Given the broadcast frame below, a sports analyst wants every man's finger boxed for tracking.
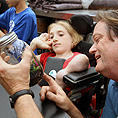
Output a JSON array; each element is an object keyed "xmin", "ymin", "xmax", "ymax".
[
  {"xmin": 4, "ymin": 56, "xmax": 10, "ymax": 62},
  {"xmin": 0, "ymin": 53, "xmax": 8, "ymax": 66},
  {"xmin": 43, "ymin": 73, "xmax": 58, "ymax": 86},
  {"xmin": 39, "ymin": 86, "xmax": 50, "ymax": 101},
  {"xmin": 46, "ymin": 91, "xmax": 62, "ymax": 104},
  {"xmin": 1, "ymin": 51, "xmax": 6, "ymax": 58}
]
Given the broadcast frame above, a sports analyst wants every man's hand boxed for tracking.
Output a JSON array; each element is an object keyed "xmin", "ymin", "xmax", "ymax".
[
  {"xmin": 39, "ymin": 73, "xmax": 73, "ymax": 112},
  {"xmin": 40, "ymin": 73, "xmax": 84, "ymax": 118},
  {"xmin": 0, "ymin": 47, "xmax": 32, "ymax": 95}
]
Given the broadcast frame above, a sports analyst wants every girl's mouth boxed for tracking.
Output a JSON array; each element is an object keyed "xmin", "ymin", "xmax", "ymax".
[{"xmin": 54, "ymin": 43, "xmax": 60, "ymax": 47}]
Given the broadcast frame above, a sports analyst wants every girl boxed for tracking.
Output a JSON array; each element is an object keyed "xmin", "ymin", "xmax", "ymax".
[{"xmin": 30, "ymin": 20, "xmax": 89, "ymax": 89}]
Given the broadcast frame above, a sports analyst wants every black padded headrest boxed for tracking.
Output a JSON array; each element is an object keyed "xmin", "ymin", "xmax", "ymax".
[
  {"xmin": 72, "ymin": 41, "xmax": 96, "ymax": 67},
  {"xmin": 72, "ymin": 41, "xmax": 92, "ymax": 53},
  {"xmin": 70, "ymin": 14, "xmax": 94, "ymax": 35},
  {"xmin": 70, "ymin": 15, "xmax": 96, "ymax": 67}
]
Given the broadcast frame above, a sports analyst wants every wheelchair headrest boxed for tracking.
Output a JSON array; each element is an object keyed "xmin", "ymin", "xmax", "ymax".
[
  {"xmin": 70, "ymin": 14, "xmax": 94, "ymax": 35},
  {"xmin": 70, "ymin": 15, "xmax": 96, "ymax": 67}
]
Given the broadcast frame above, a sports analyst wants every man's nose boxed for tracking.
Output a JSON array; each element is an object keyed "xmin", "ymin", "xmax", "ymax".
[{"xmin": 89, "ymin": 44, "xmax": 97, "ymax": 54}]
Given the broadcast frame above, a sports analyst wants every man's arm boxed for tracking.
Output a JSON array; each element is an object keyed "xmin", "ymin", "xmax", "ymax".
[
  {"xmin": 0, "ymin": 47, "xmax": 43, "ymax": 118},
  {"xmin": 15, "ymin": 95, "xmax": 43, "ymax": 118},
  {"xmin": 40, "ymin": 73, "xmax": 84, "ymax": 118}
]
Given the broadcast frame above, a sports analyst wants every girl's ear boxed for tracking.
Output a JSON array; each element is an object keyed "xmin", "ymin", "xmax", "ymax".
[
  {"xmin": 71, "ymin": 42, "xmax": 76, "ymax": 49},
  {"xmin": 71, "ymin": 38, "xmax": 76, "ymax": 48},
  {"xmin": 73, "ymin": 43, "xmax": 77, "ymax": 48}
]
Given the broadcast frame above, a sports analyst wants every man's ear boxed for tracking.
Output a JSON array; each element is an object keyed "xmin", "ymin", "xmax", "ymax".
[{"xmin": 110, "ymin": 29, "xmax": 118, "ymax": 41}]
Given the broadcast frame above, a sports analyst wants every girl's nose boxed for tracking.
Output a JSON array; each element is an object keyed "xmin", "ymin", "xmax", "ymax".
[{"xmin": 53, "ymin": 36, "xmax": 58, "ymax": 42}]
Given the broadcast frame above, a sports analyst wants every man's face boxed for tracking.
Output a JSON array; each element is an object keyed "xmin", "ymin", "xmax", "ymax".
[
  {"xmin": 89, "ymin": 20, "xmax": 118, "ymax": 80},
  {"xmin": 6, "ymin": 0, "xmax": 19, "ymax": 7}
]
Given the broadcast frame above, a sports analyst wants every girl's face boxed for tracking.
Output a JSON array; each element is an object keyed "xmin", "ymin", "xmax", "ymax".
[{"xmin": 49, "ymin": 24, "xmax": 73, "ymax": 55}]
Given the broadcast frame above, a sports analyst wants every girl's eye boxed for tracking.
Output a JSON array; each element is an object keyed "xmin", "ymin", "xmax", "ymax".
[
  {"xmin": 50, "ymin": 36, "xmax": 53, "ymax": 39},
  {"xmin": 59, "ymin": 33, "xmax": 64, "ymax": 37}
]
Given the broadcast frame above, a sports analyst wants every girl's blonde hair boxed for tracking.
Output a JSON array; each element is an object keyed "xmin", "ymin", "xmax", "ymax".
[{"xmin": 47, "ymin": 20, "xmax": 83, "ymax": 49}]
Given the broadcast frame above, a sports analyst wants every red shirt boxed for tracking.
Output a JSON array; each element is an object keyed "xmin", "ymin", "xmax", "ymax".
[
  {"xmin": 40, "ymin": 52, "xmax": 81, "ymax": 70},
  {"xmin": 40, "ymin": 52, "xmax": 92, "ymax": 96}
]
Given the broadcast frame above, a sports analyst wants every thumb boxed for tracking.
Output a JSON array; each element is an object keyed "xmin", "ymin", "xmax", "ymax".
[{"xmin": 21, "ymin": 46, "xmax": 32, "ymax": 65}]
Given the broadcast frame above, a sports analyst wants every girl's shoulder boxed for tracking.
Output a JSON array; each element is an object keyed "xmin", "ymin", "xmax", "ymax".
[{"xmin": 73, "ymin": 52, "xmax": 82, "ymax": 56}]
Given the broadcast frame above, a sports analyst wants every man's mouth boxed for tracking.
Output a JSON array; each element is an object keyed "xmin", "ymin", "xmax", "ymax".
[{"xmin": 96, "ymin": 56, "xmax": 101, "ymax": 60}]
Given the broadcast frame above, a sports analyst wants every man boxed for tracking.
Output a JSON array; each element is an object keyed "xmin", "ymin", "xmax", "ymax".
[
  {"xmin": 0, "ymin": 0, "xmax": 37, "ymax": 46},
  {"xmin": 0, "ymin": 10, "xmax": 118, "ymax": 118},
  {"xmin": 89, "ymin": 10, "xmax": 118, "ymax": 118},
  {"xmin": 0, "ymin": 46, "xmax": 43, "ymax": 118}
]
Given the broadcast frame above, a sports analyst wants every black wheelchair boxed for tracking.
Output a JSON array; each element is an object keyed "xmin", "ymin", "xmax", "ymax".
[{"xmin": 38, "ymin": 14, "xmax": 109, "ymax": 118}]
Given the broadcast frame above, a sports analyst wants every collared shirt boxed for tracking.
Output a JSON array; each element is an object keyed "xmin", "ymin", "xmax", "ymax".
[{"xmin": 101, "ymin": 79, "xmax": 118, "ymax": 118}]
